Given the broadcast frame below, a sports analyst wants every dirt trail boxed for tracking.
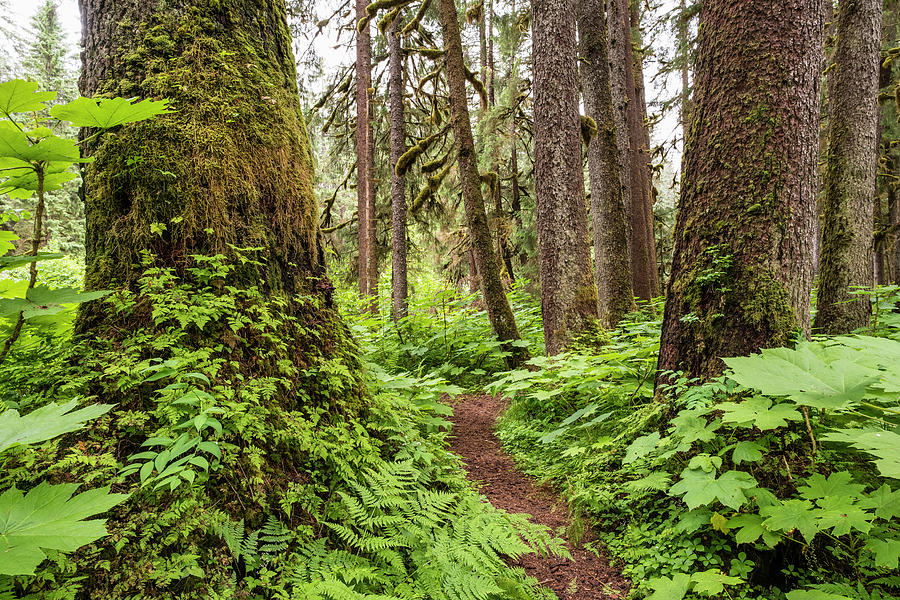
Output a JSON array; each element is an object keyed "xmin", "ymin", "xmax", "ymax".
[{"xmin": 448, "ymin": 394, "xmax": 628, "ymax": 600}]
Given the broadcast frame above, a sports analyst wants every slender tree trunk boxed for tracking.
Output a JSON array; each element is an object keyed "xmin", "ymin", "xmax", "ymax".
[
  {"xmin": 621, "ymin": 0, "xmax": 655, "ymax": 299},
  {"xmin": 608, "ymin": 0, "xmax": 634, "ymax": 272},
  {"xmin": 678, "ymin": 0, "xmax": 692, "ymax": 146},
  {"xmin": 629, "ymin": 1, "xmax": 659, "ymax": 296},
  {"xmin": 366, "ymin": 84, "xmax": 378, "ymax": 312},
  {"xmin": 533, "ymin": 0, "xmax": 599, "ymax": 354},
  {"xmin": 389, "ymin": 16, "xmax": 408, "ymax": 321},
  {"xmin": 488, "ymin": 0, "xmax": 496, "ymax": 107},
  {"xmin": 657, "ymin": 0, "xmax": 825, "ymax": 382},
  {"xmin": 356, "ymin": 0, "xmax": 372, "ymax": 306},
  {"xmin": 438, "ymin": 0, "xmax": 527, "ymax": 366},
  {"xmin": 815, "ymin": 0, "xmax": 882, "ymax": 333},
  {"xmin": 579, "ymin": 0, "xmax": 635, "ymax": 327}
]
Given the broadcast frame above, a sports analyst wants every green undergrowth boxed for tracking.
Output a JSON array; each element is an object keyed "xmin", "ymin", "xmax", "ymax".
[
  {"xmin": 0, "ymin": 253, "xmax": 567, "ymax": 599},
  {"xmin": 490, "ymin": 289, "xmax": 900, "ymax": 600}
]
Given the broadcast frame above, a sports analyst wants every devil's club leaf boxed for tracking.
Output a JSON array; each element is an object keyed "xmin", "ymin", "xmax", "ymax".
[
  {"xmin": 760, "ymin": 499, "xmax": 819, "ymax": 543},
  {"xmin": 0, "ymin": 400, "xmax": 113, "ymax": 452},
  {"xmin": 50, "ymin": 96, "xmax": 172, "ymax": 128},
  {"xmin": 724, "ymin": 345, "xmax": 878, "ymax": 409},
  {"xmin": 647, "ymin": 573, "xmax": 691, "ymax": 600},
  {"xmin": 0, "ymin": 482, "xmax": 128, "ymax": 575},
  {"xmin": 0, "ymin": 79, "xmax": 56, "ymax": 114},
  {"xmin": 669, "ymin": 468, "xmax": 757, "ymax": 510},
  {"xmin": 717, "ymin": 396, "xmax": 802, "ymax": 430}
]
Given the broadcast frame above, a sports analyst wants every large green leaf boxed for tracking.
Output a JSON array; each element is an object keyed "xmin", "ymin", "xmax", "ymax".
[
  {"xmin": 50, "ymin": 96, "xmax": 172, "ymax": 128},
  {"xmin": 0, "ymin": 127, "xmax": 88, "ymax": 164},
  {"xmin": 717, "ymin": 396, "xmax": 802, "ymax": 430},
  {"xmin": 669, "ymin": 468, "xmax": 758, "ymax": 510},
  {"xmin": 785, "ymin": 590, "xmax": 851, "ymax": 600},
  {"xmin": 724, "ymin": 345, "xmax": 878, "ymax": 410},
  {"xmin": 0, "ymin": 230, "xmax": 17, "ymax": 255},
  {"xmin": 866, "ymin": 537, "xmax": 900, "ymax": 570},
  {"xmin": 0, "ymin": 400, "xmax": 113, "ymax": 453},
  {"xmin": 0, "ymin": 79, "xmax": 56, "ymax": 114},
  {"xmin": 647, "ymin": 573, "xmax": 691, "ymax": 600},
  {"xmin": 0, "ymin": 482, "xmax": 128, "ymax": 575},
  {"xmin": 0, "ymin": 253, "xmax": 64, "ymax": 272},
  {"xmin": 821, "ymin": 429, "xmax": 900, "ymax": 479},
  {"xmin": 760, "ymin": 499, "xmax": 819, "ymax": 542},
  {"xmin": 0, "ymin": 286, "xmax": 111, "ymax": 319},
  {"xmin": 690, "ymin": 569, "xmax": 742, "ymax": 596}
]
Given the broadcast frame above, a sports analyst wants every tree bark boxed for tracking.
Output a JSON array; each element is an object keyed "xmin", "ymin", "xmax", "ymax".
[
  {"xmin": 815, "ymin": 0, "xmax": 882, "ymax": 334},
  {"xmin": 388, "ymin": 16, "xmax": 408, "ymax": 321},
  {"xmin": 607, "ymin": 0, "xmax": 634, "ymax": 275},
  {"xmin": 356, "ymin": 0, "xmax": 372, "ymax": 306},
  {"xmin": 438, "ymin": 0, "xmax": 527, "ymax": 366},
  {"xmin": 629, "ymin": 0, "xmax": 659, "ymax": 296},
  {"xmin": 77, "ymin": 0, "xmax": 327, "ymax": 320},
  {"xmin": 579, "ymin": 0, "xmax": 634, "ymax": 327},
  {"xmin": 678, "ymin": 0, "xmax": 692, "ymax": 146},
  {"xmin": 657, "ymin": 0, "xmax": 825, "ymax": 382},
  {"xmin": 533, "ymin": 0, "xmax": 599, "ymax": 354}
]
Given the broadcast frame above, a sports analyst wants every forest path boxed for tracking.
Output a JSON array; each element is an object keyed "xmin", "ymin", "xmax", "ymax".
[{"xmin": 447, "ymin": 394, "xmax": 628, "ymax": 600}]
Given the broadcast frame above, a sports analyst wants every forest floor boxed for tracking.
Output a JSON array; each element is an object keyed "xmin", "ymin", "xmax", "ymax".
[{"xmin": 448, "ymin": 394, "xmax": 629, "ymax": 600}]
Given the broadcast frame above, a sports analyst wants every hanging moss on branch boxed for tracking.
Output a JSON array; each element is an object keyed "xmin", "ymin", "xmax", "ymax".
[
  {"xmin": 416, "ymin": 67, "xmax": 443, "ymax": 94},
  {"xmin": 408, "ymin": 46, "xmax": 446, "ymax": 60},
  {"xmin": 410, "ymin": 162, "xmax": 453, "ymax": 214},
  {"xmin": 395, "ymin": 126, "xmax": 449, "ymax": 176},
  {"xmin": 466, "ymin": 1, "xmax": 483, "ymax": 23},
  {"xmin": 463, "ymin": 64, "xmax": 488, "ymax": 108},
  {"xmin": 357, "ymin": 0, "xmax": 413, "ymax": 32},
  {"xmin": 422, "ymin": 150, "xmax": 451, "ymax": 173},
  {"xmin": 580, "ymin": 115, "xmax": 598, "ymax": 147},
  {"xmin": 402, "ymin": 0, "xmax": 432, "ymax": 34}
]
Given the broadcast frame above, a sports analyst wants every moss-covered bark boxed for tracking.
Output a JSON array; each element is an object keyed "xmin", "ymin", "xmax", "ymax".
[
  {"xmin": 533, "ymin": 0, "xmax": 600, "ymax": 355},
  {"xmin": 579, "ymin": 0, "xmax": 635, "ymax": 327},
  {"xmin": 437, "ymin": 0, "xmax": 527, "ymax": 366},
  {"xmin": 815, "ymin": 0, "xmax": 882, "ymax": 334},
  {"xmin": 77, "ymin": 0, "xmax": 322, "ymax": 315},
  {"xmin": 657, "ymin": 0, "xmax": 825, "ymax": 381}
]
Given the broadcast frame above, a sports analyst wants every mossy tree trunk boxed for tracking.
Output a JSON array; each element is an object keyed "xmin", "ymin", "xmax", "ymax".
[
  {"xmin": 388, "ymin": 15, "xmax": 408, "ymax": 321},
  {"xmin": 816, "ymin": 0, "xmax": 882, "ymax": 333},
  {"xmin": 356, "ymin": 0, "xmax": 376, "ymax": 311},
  {"xmin": 656, "ymin": 0, "xmax": 825, "ymax": 382},
  {"xmin": 533, "ymin": 0, "xmax": 600, "ymax": 354},
  {"xmin": 438, "ymin": 0, "xmax": 527, "ymax": 366},
  {"xmin": 77, "ymin": 0, "xmax": 326, "ymax": 320},
  {"xmin": 579, "ymin": 0, "xmax": 635, "ymax": 327}
]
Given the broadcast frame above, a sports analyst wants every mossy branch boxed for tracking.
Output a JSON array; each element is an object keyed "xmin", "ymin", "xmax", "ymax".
[
  {"xmin": 580, "ymin": 115, "xmax": 597, "ymax": 147},
  {"xmin": 357, "ymin": 0, "xmax": 413, "ymax": 32},
  {"xmin": 402, "ymin": 0, "xmax": 432, "ymax": 35},
  {"xmin": 410, "ymin": 162, "xmax": 453, "ymax": 214},
  {"xmin": 463, "ymin": 65, "xmax": 488, "ymax": 109}
]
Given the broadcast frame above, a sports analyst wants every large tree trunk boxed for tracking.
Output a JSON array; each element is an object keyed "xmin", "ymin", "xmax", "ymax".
[
  {"xmin": 438, "ymin": 0, "xmax": 527, "ymax": 366},
  {"xmin": 678, "ymin": 0, "xmax": 692, "ymax": 146},
  {"xmin": 657, "ymin": 0, "xmax": 825, "ymax": 382},
  {"xmin": 388, "ymin": 16, "xmax": 408, "ymax": 321},
  {"xmin": 815, "ymin": 0, "xmax": 882, "ymax": 334},
  {"xmin": 75, "ymin": 0, "xmax": 363, "ymax": 592},
  {"xmin": 533, "ymin": 0, "xmax": 600, "ymax": 354},
  {"xmin": 356, "ymin": 0, "xmax": 373, "ymax": 306},
  {"xmin": 579, "ymin": 0, "xmax": 634, "ymax": 327},
  {"xmin": 78, "ymin": 0, "xmax": 325, "ymax": 318}
]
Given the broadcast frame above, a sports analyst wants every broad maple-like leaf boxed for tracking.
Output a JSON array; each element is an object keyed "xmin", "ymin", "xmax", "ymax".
[
  {"xmin": 0, "ymin": 79, "xmax": 56, "ymax": 114},
  {"xmin": 647, "ymin": 573, "xmax": 691, "ymax": 600},
  {"xmin": 669, "ymin": 468, "xmax": 758, "ymax": 510},
  {"xmin": 866, "ymin": 537, "xmax": 900, "ymax": 570},
  {"xmin": 50, "ymin": 96, "xmax": 172, "ymax": 128},
  {"xmin": 760, "ymin": 499, "xmax": 819, "ymax": 543},
  {"xmin": 0, "ymin": 482, "xmax": 128, "ymax": 575},
  {"xmin": 798, "ymin": 472, "xmax": 865, "ymax": 502},
  {"xmin": 717, "ymin": 396, "xmax": 802, "ymax": 430},
  {"xmin": 0, "ymin": 400, "xmax": 113, "ymax": 452},
  {"xmin": 724, "ymin": 345, "xmax": 878, "ymax": 409},
  {"xmin": 690, "ymin": 569, "xmax": 743, "ymax": 596},
  {"xmin": 822, "ymin": 429, "xmax": 900, "ymax": 479}
]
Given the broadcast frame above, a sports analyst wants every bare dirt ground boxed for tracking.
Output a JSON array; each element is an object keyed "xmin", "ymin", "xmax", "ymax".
[{"xmin": 448, "ymin": 394, "xmax": 629, "ymax": 600}]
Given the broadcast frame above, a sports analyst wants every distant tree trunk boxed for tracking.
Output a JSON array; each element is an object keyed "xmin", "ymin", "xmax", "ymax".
[
  {"xmin": 629, "ymin": 1, "xmax": 659, "ymax": 296},
  {"xmin": 607, "ymin": 0, "xmax": 634, "ymax": 272},
  {"xmin": 579, "ymin": 0, "xmax": 634, "ymax": 326},
  {"xmin": 533, "ymin": 0, "xmax": 599, "ymax": 354},
  {"xmin": 815, "ymin": 0, "xmax": 882, "ymax": 334},
  {"xmin": 621, "ymin": 0, "xmax": 655, "ymax": 299},
  {"xmin": 488, "ymin": 0, "xmax": 496, "ymax": 106},
  {"xmin": 366, "ymin": 91, "xmax": 378, "ymax": 313},
  {"xmin": 508, "ymin": 0, "xmax": 524, "ymax": 271},
  {"xmin": 678, "ymin": 0, "xmax": 692, "ymax": 146},
  {"xmin": 356, "ymin": 0, "xmax": 372, "ymax": 306},
  {"xmin": 438, "ymin": 0, "xmax": 527, "ymax": 366},
  {"xmin": 388, "ymin": 16, "xmax": 408, "ymax": 321},
  {"xmin": 657, "ymin": 0, "xmax": 825, "ymax": 382}
]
